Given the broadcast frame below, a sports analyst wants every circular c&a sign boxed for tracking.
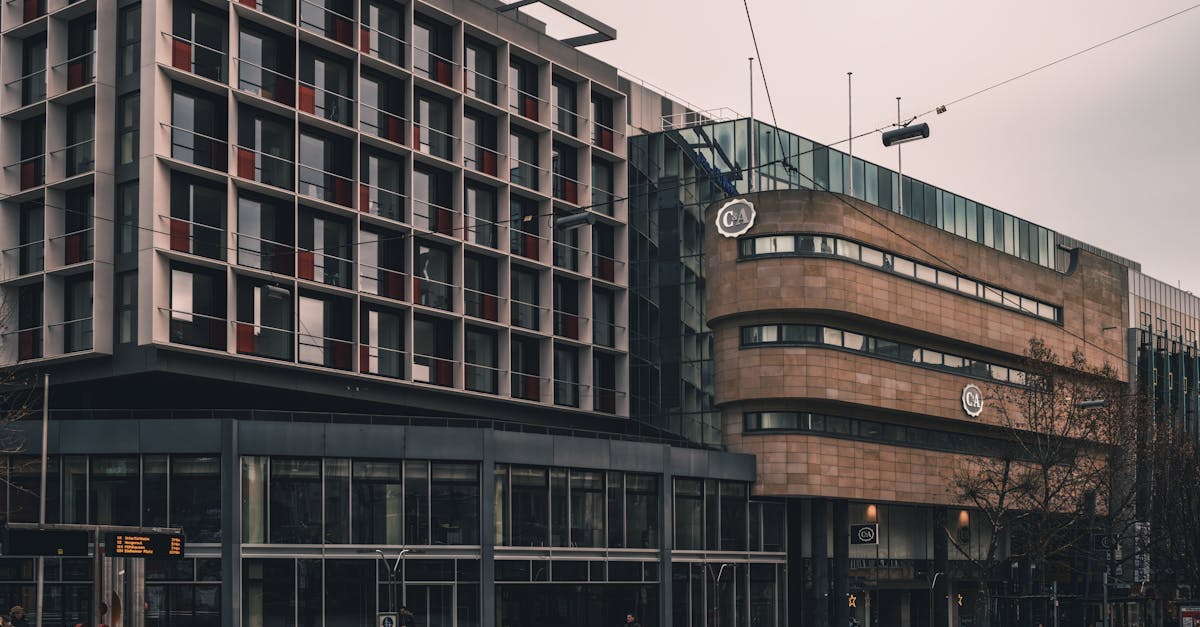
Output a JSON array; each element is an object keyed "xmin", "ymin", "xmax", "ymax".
[
  {"xmin": 715, "ymin": 199, "xmax": 756, "ymax": 238},
  {"xmin": 961, "ymin": 384, "xmax": 984, "ymax": 418}
]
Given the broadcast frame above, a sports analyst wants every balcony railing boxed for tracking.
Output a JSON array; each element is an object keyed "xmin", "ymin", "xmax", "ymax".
[
  {"xmin": 299, "ymin": 0, "xmax": 354, "ymax": 47},
  {"xmin": 411, "ymin": 198, "xmax": 455, "ymax": 237},
  {"xmin": 413, "ymin": 274, "xmax": 453, "ymax": 311},
  {"xmin": 463, "ymin": 140, "xmax": 499, "ymax": 177},
  {"xmin": 359, "ymin": 181, "xmax": 405, "ymax": 221},
  {"xmin": 236, "ymin": 232, "xmax": 295, "ymax": 275},
  {"xmin": 166, "ymin": 123, "xmax": 228, "ymax": 171},
  {"xmin": 233, "ymin": 0, "xmax": 294, "ymax": 24},
  {"xmin": 510, "ymin": 298, "xmax": 542, "ymax": 331},
  {"xmin": 235, "ymin": 145, "xmax": 294, "ymax": 190},
  {"xmin": 413, "ymin": 352, "xmax": 454, "ymax": 387},
  {"xmin": 360, "ymin": 262, "xmax": 406, "ymax": 301},
  {"xmin": 52, "ymin": 138, "xmax": 94, "ymax": 178},
  {"xmin": 463, "ymin": 66, "xmax": 500, "ymax": 104},
  {"xmin": 509, "ymin": 157, "xmax": 541, "ymax": 191},
  {"xmin": 165, "ymin": 33, "xmax": 227, "ymax": 83},
  {"xmin": 53, "ymin": 51, "xmax": 95, "ymax": 93},
  {"xmin": 552, "ymin": 105, "xmax": 581, "ymax": 136},
  {"xmin": 553, "ymin": 173, "xmax": 581, "ymax": 204},
  {"xmin": 238, "ymin": 59, "xmax": 295, "ymax": 107},
  {"xmin": 592, "ymin": 320, "xmax": 621, "ymax": 348},
  {"xmin": 553, "ymin": 238, "xmax": 580, "ymax": 272},
  {"xmin": 464, "ymin": 287, "xmax": 499, "ymax": 321},
  {"xmin": 509, "ymin": 87, "xmax": 542, "ymax": 122},
  {"xmin": 360, "ymin": 343, "xmax": 404, "ymax": 378},
  {"xmin": 235, "ymin": 320, "xmax": 293, "ymax": 361},
  {"xmin": 298, "ymin": 163, "xmax": 353, "ymax": 207},
  {"xmin": 298, "ymin": 331, "xmax": 353, "ymax": 370},
  {"xmin": 6, "ymin": 69, "xmax": 46, "ymax": 109},
  {"xmin": 8, "ymin": 155, "xmax": 45, "ymax": 191},
  {"xmin": 3, "ymin": 240, "xmax": 44, "ymax": 276},
  {"xmin": 591, "ymin": 189, "xmax": 616, "ymax": 217},
  {"xmin": 510, "ymin": 230, "xmax": 541, "ymax": 262},
  {"xmin": 16, "ymin": 326, "xmax": 43, "ymax": 361},
  {"xmin": 463, "ymin": 210, "xmax": 500, "ymax": 249},
  {"xmin": 592, "ymin": 252, "xmax": 620, "ymax": 283},
  {"xmin": 510, "ymin": 371, "xmax": 542, "ymax": 401},
  {"xmin": 412, "ymin": 123, "xmax": 454, "ymax": 161},
  {"xmin": 592, "ymin": 121, "xmax": 619, "ymax": 152},
  {"xmin": 359, "ymin": 102, "xmax": 406, "ymax": 144},
  {"xmin": 593, "ymin": 385, "xmax": 620, "ymax": 414},
  {"xmin": 296, "ymin": 247, "xmax": 352, "ymax": 288},
  {"xmin": 413, "ymin": 45, "xmax": 455, "ymax": 87},
  {"xmin": 165, "ymin": 215, "xmax": 224, "ymax": 261},
  {"xmin": 465, "ymin": 362, "xmax": 500, "ymax": 394},
  {"xmin": 553, "ymin": 310, "xmax": 581, "ymax": 340},
  {"xmin": 553, "ymin": 377, "xmax": 580, "ymax": 408},
  {"xmin": 360, "ymin": 24, "xmax": 404, "ymax": 67},
  {"xmin": 58, "ymin": 316, "xmax": 93, "ymax": 353},
  {"xmin": 164, "ymin": 307, "xmax": 225, "ymax": 350},
  {"xmin": 297, "ymin": 80, "xmax": 353, "ymax": 126},
  {"xmin": 52, "ymin": 227, "xmax": 94, "ymax": 265}
]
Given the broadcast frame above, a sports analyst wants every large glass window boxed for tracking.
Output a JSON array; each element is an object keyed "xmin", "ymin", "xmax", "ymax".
[
  {"xmin": 361, "ymin": 306, "xmax": 404, "ymax": 378},
  {"xmin": 17, "ymin": 283, "xmax": 43, "ymax": 361},
  {"xmin": 299, "ymin": 47, "xmax": 352, "ymax": 125},
  {"xmin": 509, "ymin": 466, "xmax": 547, "ymax": 546},
  {"xmin": 509, "ymin": 195, "xmax": 541, "ymax": 260},
  {"xmin": 465, "ymin": 327, "xmax": 498, "ymax": 394},
  {"xmin": 509, "ymin": 130, "xmax": 539, "ymax": 190},
  {"xmin": 412, "ymin": 166, "xmax": 453, "ymax": 235},
  {"xmin": 351, "ymin": 461, "xmax": 403, "ymax": 544},
  {"xmin": 412, "ymin": 16, "xmax": 452, "ymax": 85},
  {"xmin": 63, "ymin": 274, "xmax": 93, "ymax": 353},
  {"xmin": 359, "ymin": 70, "xmax": 405, "ymax": 144},
  {"xmin": 172, "ymin": 0, "xmax": 226, "ymax": 81},
  {"xmin": 508, "ymin": 58, "xmax": 538, "ymax": 121},
  {"xmin": 405, "ymin": 460, "xmax": 429, "ymax": 545},
  {"xmin": 464, "ymin": 184, "xmax": 497, "ymax": 248},
  {"xmin": 553, "ymin": 344, "xmax": 578, "ymax": 407},
  {"xmin": 172, "ymin": 456, "xmax": 221, "ymax": 542},
  {"xmin": 118, "ymin": 5, "xmax": 141, "ymax": 78},
  {"xmin": 510, "ymin": 334, "xmax": 541, "ymax": 401},
  {"xmin": 298, "ymin": 208, "xmax": 352, "ymax": 288},
  {"xmin": 235, "ymin": 278, "xmax": 293, "ymax": 361},
  {"xmin": 117, "ymin": 93, "xmax": 139, "ymax": 166},
  {"xmin": 510, "ymin": 266, "xmax": 540, "ymax": 330},
  {"xmin": 65, "ymin": 16, "xmax": 96, "ymax": 90},
  {"xmin": 269, "ymin": 459, "xmax": 322, "ymax": 543},
  {"xmin": 463, "ymin": 254, "xmax": 498, "ymax": 322},
  {"xmin": 361, "ymin": 0, "xmax": 403, "ymax": 65},
  {"xmin": 170, "ymin": 172, "xmax": 225, "ymax": 259},
  {"xmin": 674, "ymin": 479, "xmax": 703, "ymax": 551},
  {"xmin": 170, "ymin": 264, "xmax": 225, "ymax": 350},
  {"xmin": 238, "ymin": 26, "xmax": 295, "ymax": 106},
  {"xmin": 413, "ymin": 315, "xmax": 453, "ymax": 386},
  {"xmin": 297, "ymin": 293, "xmax": 352, "ymax": 370},
  {"xmin": 431, "ymin": 463, "xmax": 479, "ymax": 545},
  {"xmin": 237, "ymin": 106, "xmax": 293, "ymax": 189},
  {"xmin": 360, "ymin": 150, "xmax": 404, "ymax": 221},
  {"xmin": 569, "ymin": 470, "xmax": 603, "ymax": 547},
  {"xmin": 414, "ymin": 241, "xmax": 453, "ymax": 311},
  {"xmin": 551, "ymin": 77, "xmax": 577, "ymax": 135},
  {"xmin": 415, "ymin": 91, "xmax": 453, "ymax": 159},
  {"xmin": 463, "ymin": 38, "xmax": 496, "ymax": 103},
  {"xmin": 626, "ymin": 474, "xmax": 659, "ymax": 549},
  {"xmin": 298, "ymin": 129, "xmax": 353, "ymax": 206},
  {"xmin": 90, "ymin": 457, "xmax": 139, "ymax": 526},
  {"xmin": 237, "ymin": 192, "xmax": 295, "ymax": 274}
]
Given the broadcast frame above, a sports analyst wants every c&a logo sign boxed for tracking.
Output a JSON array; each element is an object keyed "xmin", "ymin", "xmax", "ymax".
[{"xmin": 715, "ymin": 199, "xmax": 756, "ymax": 238}]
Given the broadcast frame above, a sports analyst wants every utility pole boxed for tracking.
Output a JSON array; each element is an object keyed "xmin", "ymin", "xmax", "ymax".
[
  {"xmin": 35, "ymin": 373, "xmax": 48, "ymax": 627},
  {"xmin": 748, "ymin": 57, "xmax": 755, "ymax": 192},
  {"xmin": 895, "ymin": 97, "xmax": 903, "ymax": 213},
  {"xmin": 847, "ymin": 72, "xmax": 853, "ymax": 196}
]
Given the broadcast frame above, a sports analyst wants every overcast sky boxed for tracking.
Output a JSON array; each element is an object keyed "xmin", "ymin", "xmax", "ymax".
[{"xmin": 525, "ymin": 0, "xmax": 1200, "ymax": 291}]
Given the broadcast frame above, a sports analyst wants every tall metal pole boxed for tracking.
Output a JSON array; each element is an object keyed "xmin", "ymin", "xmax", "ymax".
[
  {"xmin": 847, "ymin": 72, "xmax": 853, "ymax": 196},
  {"xmin": 896, "ymin": 97, "xmax": 903, "ymax": 213},
  {"xmin": 748, "ymin": 57, "xmax": 755, "ymax": 192},
  {"xmin": 36, "ymin": 373, "xmax": 48, "ymax": 627}
]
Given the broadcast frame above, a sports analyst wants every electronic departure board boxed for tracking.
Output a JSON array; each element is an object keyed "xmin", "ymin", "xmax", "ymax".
[
  {"xmin": 2, "ymin": 528, "xmax": 90, "ymax": 556},
  {"xmin": 105, "ymin": 532, "xmax": 185, "ymax": 558}
]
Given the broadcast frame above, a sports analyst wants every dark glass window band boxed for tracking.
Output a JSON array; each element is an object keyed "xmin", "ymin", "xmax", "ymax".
[
  {"xmin": 739, "ymin": 323, "xmax": 1027, "ymax": 387},
  {"xmin": 743, "ymin": 410, "xmax": 1015, "ymax": 458},
  {"xmin": 736, "ymin": 233, "xmax": 1062, "ymax": 324}
]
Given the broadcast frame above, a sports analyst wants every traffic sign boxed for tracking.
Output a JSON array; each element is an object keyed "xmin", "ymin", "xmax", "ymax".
[{"xmin": 850, "ymin": 523, "xmax": 878, "ymax": 545}]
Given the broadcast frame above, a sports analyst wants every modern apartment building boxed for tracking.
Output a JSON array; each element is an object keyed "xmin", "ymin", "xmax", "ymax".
[{"xmin": 0, "ymin": 1, "xmax": 1196, "ymax": 627}]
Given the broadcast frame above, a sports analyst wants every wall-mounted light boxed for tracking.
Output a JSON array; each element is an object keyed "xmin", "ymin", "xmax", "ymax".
[
  {"xmin": 882, "ymin": 122, "xmax": 930, "ymax": 147},
  {"xmin": 866, "ymin": 504, "xmax": 878, "ymax": 523}
]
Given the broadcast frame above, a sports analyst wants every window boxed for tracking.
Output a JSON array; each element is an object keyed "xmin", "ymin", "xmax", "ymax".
[
  {"xmin": 21, "ymin": 36, "xmax": 47, "ymax": 106},
  {"xmin": 171, "ymin": 456, "xmax": 221, "ymax": 542},
  {"xmin": 117, "ymin": 93, "xmax": 139, "ymax": 166},
  {"xmin": 463, "ymin": 111, "xmax": 498, "ymax": 176},
  {"xmin": 269, "ymin": 459, "xmax": 322, "ymax": 543},
  {"xmin": 298, "ymin": 129, "xmax": 353, "ymax": 206},
  {"xmin": 591, "ymin": 160, "xmax": 614, "ymax": 215},
  {"xmin": 169, "ymin": 264, "xmax": 225, "ymax": 350},
  {"xmin": 170, "ymin": 172, "xmax": 225, "ymax": 260},
  {"xmin": 299, "ymin": 47, "xmax": 353, "ymax": 125},
  {"xmin": 674, "ymin": 479, "xmax": 703, "ymax": 550},
  {"xmin": 359, "ymin": 70, "xmax": 405, "ymax": 144},
  {"xmin": 552, "ymin": 77, "xmax": 577, "ymax": 135},
  {"xmin": 359, "ymin": 227, "xmax": 405, "ymax": 300},
  {"xmin": 626, "ymin": 474, "xmax": 659, "ymax": 549},
  {"xmin": 593, "ymin": 289, "xmax": 615, "ymax": 347},
  {"xmin": 508, "ymin": 466, "xmax": 548, "ymax": 546},
  {"xmin": 118, "ymin": 4, "xmax": 141, "ymax": 78},
  {"xmin": 115, "ymin": 272, "xmax": 136, "ymax": 345},
  {"xmin": 172, "ymin": 0, "xmax": 226, "ymax": 81},
  {"xmin": 508, "ymin": 58, "xmax": 539, "ymax": 121},
  {"xmin": 237, "ymin": 192, "xmax": 294, "ymax": 274},
  {"xmin": 464, "ymin": 254, "xmax": 499, "ymax": 321},
  {"xmin": 464, "ymin": 184, "xmax": 497, "ymax": 248},
  {"xmin": 297, "ymin": 208, "xmax": 352, "ymax": 287},
  {"xmin": 415, "ymin": 91, "xmax": 453, "ymax": 159},
  {"xmin": 361, "ymin": 150, "xmax": 405, "ymax": 221},
  {"xmin": 90, "ymin": 457, "xmax": 139, "ymax": 526},
  {"xmin": 510, "ymin": 195, "xmax": 541, "ymax": 259},
  {"xmin": 63, "ymin": 99, "xmax": 92, "ymax": 171},
  {"xmin": 413, "ymin": 166, "xmax": 453, "ymax": 235},
  {"xmin": 360, "ymin": 306, "xmax": 404, "ymax": 378},
  {"xmin": 361, "ymin": 0, "xmax": 403, "ymax": 65},
  {"xmin": 590, "ymin": 93, "xmax": 615, "ymax": 150},
  {"xmin": 17, "ymin": 284, "xmax": 43, "ymax": 360},
  {"xmin": 464, "ymin": 38, "xmax": 496, "ymax": 103},
  {"xmin": 235, "ymin": 277, "xmax": 293, "ymax": 361},
  {"xmin": 510, "ymin": 334, "xmax": 541, "ymax": 401},
  {"xmin": 172, "ymin": 87, "xmax": 227, "ymax": 171},
  {"xmin": 404, "ymin": 460, "xmax": 429, "ymax": 544},
  {"xmin": 238, "ymin": 26, "xmax": 295, "ymax": 106},
  {"xmin": 66, "ymin": 16, "xmax": 96, "ymax": 90},
  {"xmin": 63, "ymin": 275, "xmax": 92, "ymax": 353},
  {"xmin": 413, "ymin": 315, "xmax": 453, "ymax": 386},
  {"xmin": 509, "ymin": 130, "xmax": 539, "ymax": 190},
  {"xmin": 415, "ymin": 241, "xmax": 453, "ymax": 311},
  {"xmin": 297, "ymin": 293, "xmax": 352, "ymax": 370},
  {"xmin": 551, "ymin": 143, "xmax": 578, "ymax": 203},
  {"xmin": 510, "ymin": 266, "xmax": 540, "ymax": 331},
  {"xmin": 237, "ymin": 106, "xmax": 293, "ymax": 189},
  {"xmin": 593, "ymin": 352, "xmax": 617, "ymax": 413},
  {"xmin": 300, "ymin": 0, "xmax": 353, "ymax": 45},
  {"xmin": 20, "ymin": 116, "xmax": 46, "ymax": 190},
  {"xmin": 553, "ymin": 278, "xmax": 580, "ymax": 340},
  {"xmin": 351, "ymin": 461, "xmax": 402, "ymax": 544},
  {"xmin": 412, "ymin": 16, "xmax": 453, "ymax": 85},
  {"xmin": 18, "ymin": 201, "xmax": 43, "ymax": 275},
  {"xmin": 719, "ymin": 482, "xmax": 747, "ymax": 551},
  {"xmin": 431, "ymin": 463, "xmax": 479, "ymax": 545},
  {"xmin": 553, "ymin": 344, "xmax": 578, "ymax": 407},
  {"xmin": 569, "ymin": 471, "xmax": 603, "ymax": 547},
  {"xmin": 465, "ymin": 327, "xmax": 498, "ymax": 394}
]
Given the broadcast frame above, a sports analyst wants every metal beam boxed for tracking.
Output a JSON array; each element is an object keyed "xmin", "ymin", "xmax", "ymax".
[{"xmin": 494, "ymin": 0, "xmax": 616, "ymax": 46}]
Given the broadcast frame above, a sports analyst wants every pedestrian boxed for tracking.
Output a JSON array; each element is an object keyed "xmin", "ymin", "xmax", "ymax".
[
  {"xmin": 9, "ymin": 606, "xmax": 28, "ymax": 627},
  {"xmin": 624, "ymin": 612, "xmax": 641, "ymax": 627},
  {"xmin": 398, "ymin": 606, "xmax": 415, "ymax": 627}
]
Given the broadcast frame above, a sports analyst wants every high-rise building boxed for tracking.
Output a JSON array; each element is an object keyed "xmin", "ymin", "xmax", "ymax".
[{"xmin": 0, "ymin": 1, "xmax": 1194, "ymax": 627}]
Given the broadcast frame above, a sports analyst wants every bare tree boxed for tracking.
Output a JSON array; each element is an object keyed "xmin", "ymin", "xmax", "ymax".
[{"xmin": 949, "ymin": 338, "xmax": 1128, "ymax": 627}]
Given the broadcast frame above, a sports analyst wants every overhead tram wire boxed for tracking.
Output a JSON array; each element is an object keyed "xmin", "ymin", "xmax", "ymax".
[{"xmin": 901, "ymin": 2, "xmax": 1200, "ymax": 123}]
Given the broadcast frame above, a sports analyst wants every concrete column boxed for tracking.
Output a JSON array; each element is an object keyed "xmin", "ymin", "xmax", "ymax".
[
  {"xmin": 221, "ymin": 418, "xmax": 240, "ymax": 627},
  {"xmin": 811, "ymin": 499, "xmax": 830, "ymax": 627},
  {"xmin": 833, "ymin": 501, "xmax": 849, "ymax": 627}
]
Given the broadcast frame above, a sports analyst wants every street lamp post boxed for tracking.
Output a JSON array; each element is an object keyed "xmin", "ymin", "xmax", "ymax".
[
  {"xmin": 707, "ymin": 563, "xmax": 729, "ymax": 627},
  {"xmin": 376, "ymin": 549, "xmax": 410, "ymax": 616},
  {"xmin": 929, "ymin": 571, "xmax": 943, "ymax": 627}
]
